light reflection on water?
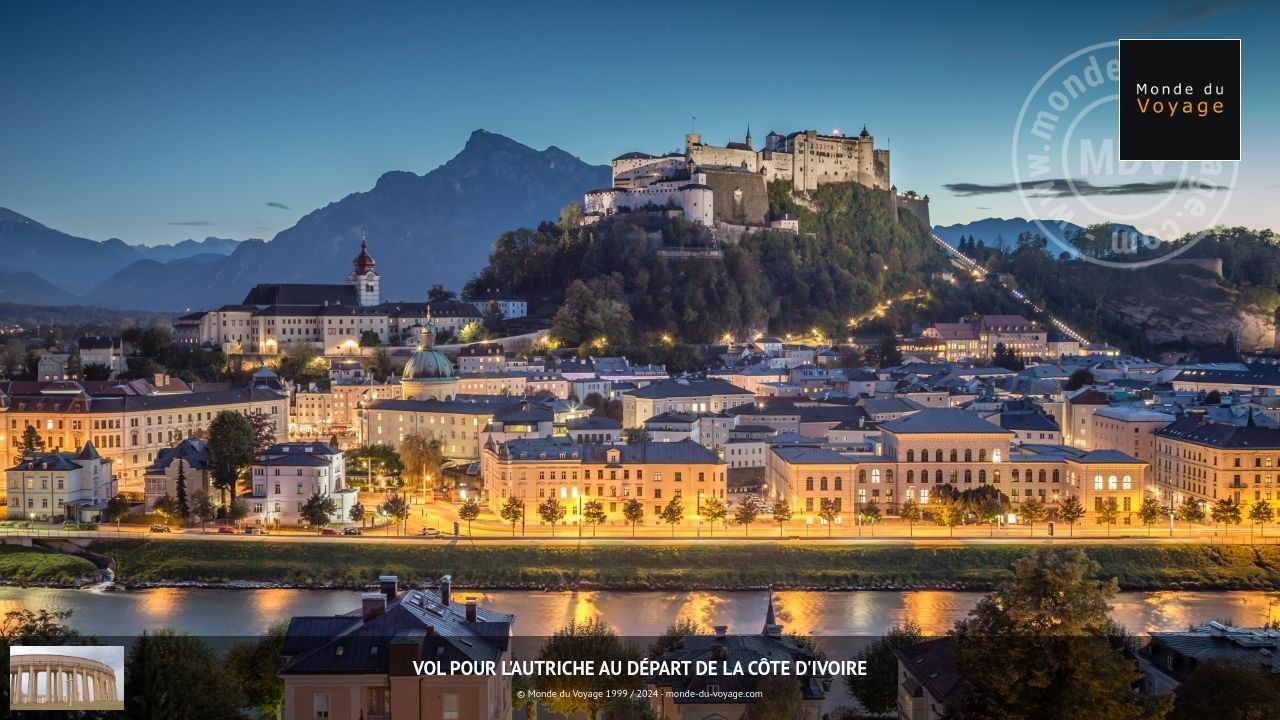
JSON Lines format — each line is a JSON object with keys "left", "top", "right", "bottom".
{"left": 0, "top": 586, "right": 1277, "bottom": 638}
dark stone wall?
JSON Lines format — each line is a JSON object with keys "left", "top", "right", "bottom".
{"left": 702, "top": 170, "right": 769, "bottom": 226}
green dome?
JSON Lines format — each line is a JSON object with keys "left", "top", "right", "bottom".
{"left": 403, "top": 347, "right": 454, "bottom": 380}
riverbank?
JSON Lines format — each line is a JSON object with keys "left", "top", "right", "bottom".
{"left": 0, "top": 545, "right": 99, "bottom": 585}
{"left": 37, "top": 540, "right": 1280, "bottom": 591}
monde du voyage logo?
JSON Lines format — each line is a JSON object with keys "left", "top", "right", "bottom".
{"left": 1120, "top": 39, "right": 1241, "bottom": 161}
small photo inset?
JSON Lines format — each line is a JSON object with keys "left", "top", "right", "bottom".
{"left": 8, "top": 646, "right": 124, "bottom": 711}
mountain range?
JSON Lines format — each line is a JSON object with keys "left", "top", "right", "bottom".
{"left": 0, "top": 130, "right": 608, "bottom": 312}
{"left": 932, "top": 216, "right": 1160, "bottom": 252}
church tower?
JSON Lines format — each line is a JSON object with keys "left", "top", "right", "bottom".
{"left": 745, "top": 124, "right": 753, "bottom": 150}
{"left": 348, "top": 235, "right": 380, "bottom": 306}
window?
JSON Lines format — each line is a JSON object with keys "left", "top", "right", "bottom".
{"left": 312, "top": 694, "right": 331, "bottom": 720}
{"left": 1094, "top": 475, "right": 1103, "bottom": 490}
{"left": 442, "top": 692, "right": 460, "bottom": 720}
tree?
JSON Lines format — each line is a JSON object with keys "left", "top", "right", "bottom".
{"left": 1176, "top": 497, "right": 1206, "bottom": 534}
{"left": 947, "top": 548, "right": 1158, "bottom": 720}
{"left": 1211, "top": 498, "right": 1242, "bottom": 534}
{"left": 153, "top": 493, "right": 180, "bottom": 525}
{"left": 1167, "top": 659, "right": 1280, "bottom": 720}
{"left": 458, "top": 497, "right": 482, "bottom": 535}
{"left": 427, "top": 283, "right": 456, "bottom": 303}
{"left": 1204, "top": 389, "right": 1223, "bottom": 405}
{"left": 400, "top": 433, "right": 445, "bottom": 492}
{"left": 227, "top": 497, "right": 249, "bottom": 525}
{"left": 877, "top": 332, "right": 902, "bottom": 368}
{"left": 534, "top": 618, "right": 642, "bottom": 719}
{"left": 83, "top": 362, "right": 112, "bottom": 381}
{"left": 582, "top": 499, "right": 606, "bottom": 537}
{"left": 747, "top": 675, "right": 806, "bottom": 719}
{"left": 899, "top": 498, "right": 922, "bottom": 536}
{"left": 991, "top": 342, "right": 1025, "bottom": 371}
{"left": 65, "top": 344, "right": 83, "bottom": 380}
{"left": 223, "top": 623, "right": 287, "bottom": 720}
{"left": 735, "top": 497, "right": 761, "bottom": 537}
{"left": 700, "top": 495, "right": 727, "bottom": 537}
{"left": 770, "top": 497, "right": 793, "bottom": 537}
{"left": 19, "top": 425, "right": 44, "bottom": 453}
{"left": 538, "top": 497, "right": 566, "bottom": 536}
{"left": 1, "top": 607, "right": 82, "bottom": 643}
{"left": 1065, "top": 368, "right": 1095, "bottom": 391}
{"left": 126, "top": 630, "right": 243, "bottom": 720}
{"left": 482, "top": 300, "right": 506, "bottom": 335}
{"left": 660, "top": 496, "right": 685, "bottom": 536}
{"left": 1248, "top": 500, "right": 1274, "bottom": 539}
{"left": 845, "top": 622, "right": 924, "bottom": 716}
{"left": 501, "top": 497, "right": 525, "bottom": 537}
{"left": 817, "top": 498, "right": 840, "bottom": 537}
{"left": 349, "top": 444, "right": 404, "bottom": 487}
{"left": 348, "top": 502, "right": 366, "bottom": 526}
{"left": 622, "top": 427, "right": 650, "bottom": 444}
{"left": 860, "top": 500, "right": 882, "bottom": 535}
{"left": 104, "top": 493, "right": 132, "bottom": 528}
{"left": 623, "top": 499, "right": 644, "bottom": 536}
{"left": 359, "top": 329, "right": 381, "bottom": 347}
{"left": 1059, "top": 494, "right": 1086, "bottom": 536}
{"left": 380, "top": 493, "right": 409, "bottom": 535}
{"left": 1137, "top": 496, "right": 1165, "bottom": 536}
{"left": 190, "top": 489, "right": 216, "bottom": 531}
{"left": 300, "top": 491, "right": 339, "bottom": 531}
{"left": 1020, "top": 497, "right": 1047, "bottom": 537}
{"left": 175, "top": 461, "right": 190, "bottom": 520}
{"left": 247, "top": 410, "right": 277, "bottom": 453}
{"left": 1097, "top": 497, "right": 1121, "bottom": 536}
{"left": 208, "top": 410, "right": 254, "bottom": 506}
{"left": 368, "top": 346, "right": 392, "bottom": 382}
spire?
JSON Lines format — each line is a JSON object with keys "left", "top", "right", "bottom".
{"left": 420, "top": 305, "right": 434, "bottom": 349}
{"left": 352, "top": 231, "right": 376, "bottom": 275}
{"left": 762, "top": 590, "right": 782, "bottom": 637}
{"left": 745, "top": 124, "right": 752, "bottom": 149}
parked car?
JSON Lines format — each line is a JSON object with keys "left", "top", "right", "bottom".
{"left": 149, "top": 524, "right": 171, "bottom": 533}
{"left": 419, "top": 527, "right": 440, "bottom": 537}
{"left": 62, "top": 520, "right": 80, "bottom": 530}
{"left": 319, "top": 527, "right": 340, "bottom": 536}
{"left": 217, "top": 526, "right": 237, "bottom": 534}
{"left": 244, "top": 526, "right": 270, "bottom": 535}
{"left": 342, "top": 527, "right": 363, "bottom": 536}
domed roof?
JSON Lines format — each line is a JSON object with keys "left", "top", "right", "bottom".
{"left": 352, "top": 239, "right": 376, "bottom": 276}
{"left": 403, "top": 346, "right": 454, "bottom": 381}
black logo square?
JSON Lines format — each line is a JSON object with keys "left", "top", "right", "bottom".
{"left": 1119, "top": 39, "right": 1240, "bottom": 161}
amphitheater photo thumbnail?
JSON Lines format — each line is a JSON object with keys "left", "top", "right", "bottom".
{"left": 8, "top": 646, "right": 124, "bottom": 711}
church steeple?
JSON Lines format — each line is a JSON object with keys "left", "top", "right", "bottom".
{"left": 348, "top": 230, "right": 381, "bottom": 306}
{"left": 745, "top": 124, "right": 753, "bottom": 149}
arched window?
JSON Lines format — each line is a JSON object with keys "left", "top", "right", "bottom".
{"left": 805, "top": 477, "right": 813, "bottom": 491}
{"left": 936, "top": 469, "right": 943, "bottom": 484}
{"left": 907, "top": 470, "right": 914, "bottom": 483}
{"left": 935, "top": 449, "right": 944, "bottom": 462}
{"left": 950, "top": 449, "right": 958, "bottom": 462}
{"left": 858, "top": 469, "right": 867, "bottom": 483}
{"left": 1122, "top": 475, "right": 1132, "bottom": 490}
{"left": 964, "top": 469, "right": 973, "bottom": 483}
{"left": 1039, "top": 469, "right": 1047, "bottom": 483}
{"left": 820, "top": 476, "right": 829, "bottom": 491}
{"left": 979, "top": 469, "right": 987, "bottom": 483}
{"left": 1012, "top": 469, "right": 1020, "bottom": 482}
{"left": 886, "top": 469, "right": 894, "bottom": 483}
{"left": 1052, "top": 469, "right": 1060, "bottom": 483}
{"left": 1094, "top": 475, "right": 1103, "bottom": 490}
{"left": 872, "top": 469, "right": 881, "bottom": 484}
{"left": 1108, "top": 475, "right": 1118, "bottom": 490}
{"left": 834, "top": 476, "right": 843, "bottom": 491}
{"left": 906, "top": 449, "right": 915, "bottom": 462}
{"left": 993, "top": 470, "right": 1001, "bottom": 483}
{"left": 948, "top": 470, "right": 957, "bottom": 484}
{"left": 993, "top": 449, "right": 1002, "bottom": 463}
{"left": 965, "top": 449, "right": 972, "bottom": 462}
{"left": 978, "top": 449, "right": 987, "bottom": 462}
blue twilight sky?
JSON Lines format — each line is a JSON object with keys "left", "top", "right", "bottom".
{"left": 1, "top": 0, "right": 1276, "bottom": 246}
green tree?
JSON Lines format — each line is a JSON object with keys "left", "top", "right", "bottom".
{"left": 899, "top": 498, "right": 922, "bottom": 536}
{"left": 300, "top": 491, "right": 339, "bottom": 531}
{"left": 126, "top": 630, "right": 243, "bottom": 720}
{"left": 1097, "top": 497, "right": 1121, "bottom": 536}
{"left": 582, "top": 499, "right": 607, "bottom": 537}
{"left": 947, "top": 548, "right": 1160, "bottom": 720}
{"left": 534, "top": 618, "right": 642, "bottom": 719}
{"left": 207, "top": 410, "right": 254, "bottom": 506}
{"left": 817, "top": 498, "right": 840, "bottom": 537}
{"left": 1137, "top": 496, "right": 1165, "bottom": 536}
{"left": 368, "top": 347, "right": 392, "bottom": 382}
{"left": 19, "top": 425, "right": 44, "bottom": 453}
{"left": 538, "top": 497, "right": 566, "bottom": 536}
{"left": 1020, "top": 497, "right": 1047, "bottom": 537}
{"left": 482, "top": 300, "right": 506, "bottom": 335}
{"left": 400, "top": 433, "right": 444, "bottom": 492}
{"left": 1176, "top": 497, "right": 1206, "bottom": 535}
{"left": 860, "top": 500, "right": 882, "bottom": 535}
{"left": 359, "top": 329, "right": 381, "bottom": 347}
{"left": 877, "top": 332, "right": 902, "bottom": 368}
{"left": 65, "top": 344, "right": 83, "bottom": 380}
{"left": 735, "top": 497, "right": 761, "bottom": 537}
{"left": 845, "top": 622, "right": 924, "bottom": 716}
{"left": 227, "top": 497, "right": 249, "bottom": 525}
{"left": 247, "top": 410, "right": 277, "bottom": 453}
{"left": 1204, "top": 389, "right": 1223, "bottom": 405}
{"left": 190, "top": 489, "right": 217, "bottom": 531}
{"left": 1248, "top": 500, "right": 1274, "bottom": 539}
{"left": 458, "top": 497, "right": 482, "bottom": 535}
{"left": 82, "top": 362, "right": 112, "bottom": 381}
{"left": 622, "top": 427, "right": 650, "bottom": 444}
{"left": 1065, "top": 368, "right": 1095, "bottom": 391}
{"left": 175, "top": 461, "right": 190, "bottom": 520}
{"left": 427, "top": 283, "right": 456, "bottom": 303}
{"left": 348, "top": 502, "right": 366, "bottom": 526}
{"left": 380, "top": 493, "right": 409, "bottom": 535}
{"left": 153, "top": 493, "right": 180, "bottom": 525}
{"left": 501, "top": 497, "right": 525, "bottom": 537}
{"left": 104, "top": 493, "right": 132, "bottom": 528}
{"left": 747, "top": 675, "right": 806, "bottom": 719}
{"left": 1059, "top": 494, "right": 1086, "bottom": 536}
{"left": 770, "top": 497, "right": 793, "bottom": 537}
{"left": 223, "top": 623, "right": 287, "bottom": 720}
{"left": 1211, "top": 498, "right": 1242, "bottom": 534}
{"left": 660, "top": 496, "right": 684, "bottom": 536}
{"left": 623, "top": 498, "right": 644, "bottom": 537}
{"left": 700, "top": 495, "right": 726, "bottom": 537}
{"left": 1167, "top": 659, "right": 1280, "bottom": 720}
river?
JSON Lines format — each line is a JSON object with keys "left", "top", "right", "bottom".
{"left": 2, "top": 586, "right": 1277, "bottom": 639}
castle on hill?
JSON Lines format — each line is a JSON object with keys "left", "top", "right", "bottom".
{"left": 584, "top": 126, "right": 929, "bottom": 235}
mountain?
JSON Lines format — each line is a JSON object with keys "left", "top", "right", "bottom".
{"left": 933, "top": 217, "right": 1159, "bottom": 252}
{"left": 132, "top": 236, "right": 242, "bottom": 263}
{"left": 80, "top": 254, "right": 232, "bottom": 311}
{"left": 0, "top": 271, "right": 79, "bottom": 306}
{"left": 84, "top": 129, "right": 610, "bottom": 310}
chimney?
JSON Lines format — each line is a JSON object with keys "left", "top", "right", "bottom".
{"left": 361, "top": 593, "right": 386, "bottom": 621}
{"left": 439, "top": 575, "right": 452, "bottom": 606}
{"left": 379, "top": 575, "right": 399, "bottom": 601}
{"left": 466, "top": 597, "right": 478, "bottom": 622}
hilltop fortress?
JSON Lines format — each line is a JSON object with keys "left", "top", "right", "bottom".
{"left": 584, "top": 127, "right": 929, "bottom": 237}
